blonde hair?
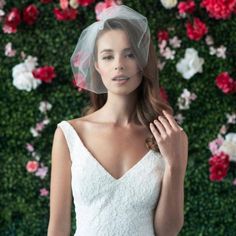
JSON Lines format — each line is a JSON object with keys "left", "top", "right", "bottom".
{"left": 80, "top": 18, "right": 174, "bottom": 152}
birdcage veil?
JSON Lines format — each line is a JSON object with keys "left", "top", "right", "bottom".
{"left": 70, "top": 4, "right": 151, "bottom": 94}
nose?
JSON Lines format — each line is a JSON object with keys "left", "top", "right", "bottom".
{"left": 114, "top": 55, "right": 125, "bottom": 70}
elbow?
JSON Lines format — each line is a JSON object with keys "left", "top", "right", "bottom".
{"left": 155, "top": 221, "right": 184, "bottom": 236}
{"left": 47, "top": 223, "right": 71, "bottom": 236}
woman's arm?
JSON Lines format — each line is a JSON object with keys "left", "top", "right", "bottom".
{"left": 47, "top": 127, "right": 72, "bottom": 236}
{"left": 154, "top": 166, "right": 185, "bottom": 236}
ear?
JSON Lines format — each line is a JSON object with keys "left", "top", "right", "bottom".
{"left": 94, "top": 61, "right": 100, "bottom": 73}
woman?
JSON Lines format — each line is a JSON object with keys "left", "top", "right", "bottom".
{"left": 47, "top": 4, "right": 188, "bottom": 236}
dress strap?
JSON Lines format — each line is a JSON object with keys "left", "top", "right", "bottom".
{"left": 57, "top": 120, "right": 86, "bottom": 162}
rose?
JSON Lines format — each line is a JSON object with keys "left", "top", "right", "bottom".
{"left": 176, "top": 48, "right": 204, "bottom": 79}
{"left": 26, "top": 160, "right": 39, "bottom": 173}
{"left": 178, "top": 0, "right": 196, "bottom": 14}
{"left": 53, "top": 7, "right": 78, "bottom": 21}
{"left": 23, "top": 4, "right": 39, "bottom": 25}
{"left": 12, "top": 62, "right": 42, "bottom": 92}
{"left": 209, "top": 151, "right": 230, "bottom": 181}
{"left": 2, "top": 7, "right": 21, "bottom": 33}
{"left": 32, "top": 66, "right": 56, "bottom": 83}
{"left": 186, "top": 17, "right": 208, "bottom": 41}
{"left": 215, "top": 72, "right": 236, "bottom": 94}
{"left": 200, "top": 0, "right": 236, "bottom": 19}
{"left": 157, "top": 30, "right": 169, "bottom": 42}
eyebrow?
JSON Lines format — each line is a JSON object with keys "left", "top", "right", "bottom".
{"left": 100, "top": 47, "right": 132, "bottom": 54}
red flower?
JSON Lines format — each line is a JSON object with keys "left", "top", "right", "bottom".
{"left": 157, "top": 30, "right": 169, "bottom": 42}
{"left": 215, "top": 72, "right": 236, "bottom": 94}
{"left": 160, "top": 86, "right": 169, "bottom": 102}
{"left": 200, "top": 0, "right": 236, "bottom": 19}
{"left": 23, "top": 4, "right": 39, "bottom": 25}
{"left": 77, "top": 0, "right": 95, "bottom": 7}
{"left": 178, "top": 0, "right": 196, "bottom": 14}
{"left": 53, "top": 7, "right": 78, "bottom": 21}
{"left": 2, "top": 7, "right": 21, "bottom": 34}
{"left": 186, "top": 17, "right": 208, "bottom": 41}
{"left": 26, "top": 160, "right": 39, "bottom": 173}
{"left": 209, "top": 151, "right": 230, "bottom": 181}
{"left": 32, "top": 66, "right": 56, "bottom": 83}
{"left": 209, "top": 163, "right": 229, "bottom": 181}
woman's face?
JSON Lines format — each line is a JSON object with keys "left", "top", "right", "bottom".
{"left": 94, "top": 29, "right": 143, "bottom": 94}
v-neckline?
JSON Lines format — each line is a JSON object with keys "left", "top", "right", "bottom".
{"left": 64, "top": 120, "right": 153, "bottom": 182}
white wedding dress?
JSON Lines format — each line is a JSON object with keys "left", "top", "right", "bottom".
{"left": 57, "top": 120, "right": 166, "bottom": 236}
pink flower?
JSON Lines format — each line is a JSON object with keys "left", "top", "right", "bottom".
{"left": 186, "top": 17, "right": 208, "bottom": 41}
{"left": 26, "top": 143, "right": 34, "bottom": 152}
{"left": 35, "top": 121, "right": 45, "bottom": 132}
{"left": 5, "top": 42, "right": 16, "bottom": 57}
{"left": 40, "top": 188, "right": 49, "bottom": 196}
{"left": 35, "top": 166, "right": 48, "bottom": 179}
{"left": 2, "top": 7, "right": 21, "bottom": 34}
{"left": 95, "top": 0, "right": 118, "bottom": 20}
{"left": 60, "top": 0, "right": 69, "bottom": 10}
{"left": 23, "top": 4, "right": 39, "bottom": 25}
{"left": 26, "top": 160, "right": 39, "bottom": 173}
{"left": 32, "top": 66, "right": 56, "bottom": 83}
{"left": 178, "top": 0, "right": 196, "bottom": 14}
{"left": 208, "top": 137, "right": 224, "bottom": 155}
{"left": 200, "top": 0, "right": 236, "bottom": 19}
{"left": 215, "top": 72, "right": 236, "bottom": 94}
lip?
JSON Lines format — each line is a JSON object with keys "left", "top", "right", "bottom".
{"left": 112, "top": 78, "right": 129, "bottom": 85}
{"left": 112, "top": 74, "right": 128, "bottom": 80}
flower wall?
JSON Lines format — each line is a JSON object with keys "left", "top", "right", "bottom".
{"left": 0, "top": 0, "right": 236, "bottom": 235}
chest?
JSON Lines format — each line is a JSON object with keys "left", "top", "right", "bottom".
{"left": 73, "top": 120, "right": 152, "bottom": 180}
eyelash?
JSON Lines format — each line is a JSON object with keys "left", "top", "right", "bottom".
{"left": 102, "top": 53, "right": 135, "bottom": 60}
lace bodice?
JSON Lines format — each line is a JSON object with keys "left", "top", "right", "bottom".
{"left": 57, "top": 120, "right": 166, "bottom": 236}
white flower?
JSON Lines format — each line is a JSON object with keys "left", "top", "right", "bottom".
{"left": 205, "top": 35, "right": 214, "bottom": 45}
{"left": 218, "top": 133, "right": 236, "bottom": 162}
{"left": 176, "top": 48, "right": 204, "bottom": 79}
{"left": 12, "top": 55, "right": 41, "bottom": 92}
{"left": 69, "top": 0, "right": 79, "bottom": 9}
{"left": 160, "top": 0, "right": 177, "bottom": 9}
{"left": 12, "top": 71, "right": 41, "bottom": 92}
{"left": 177, "top": 88, "right": 197, "bottom": 110}
{"left": 24, "top": 55, "right": 38, "bottom": 71}
{"left": 216, "top": 45, "right": 227, "bottom": 59}
{"left": 39, "top": 101, "right": 52, "bottom": 113}
{"left": 209, "top": 46, "right": 216, "bottom": 55}
{"left": 226, "top": 113, "right": 236, "bottom": 124}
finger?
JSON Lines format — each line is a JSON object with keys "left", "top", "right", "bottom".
{"left": 149, "top": 123, "right": 161, "bottom": 142}
{"left": 158, "top": 115, "right": 172, "bottom": 134}
{"left": 162, "top": 110, "right": 181, "bottom": 131}
{"left": 153, "top": 119, "right": 166, "bottom": 137}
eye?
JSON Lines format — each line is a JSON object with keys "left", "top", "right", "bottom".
{"left": 102, "top": 56, "right": 113, "bottom": 60}
{"left": 127, "top": 53, "right": 135, "bottom": 58}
